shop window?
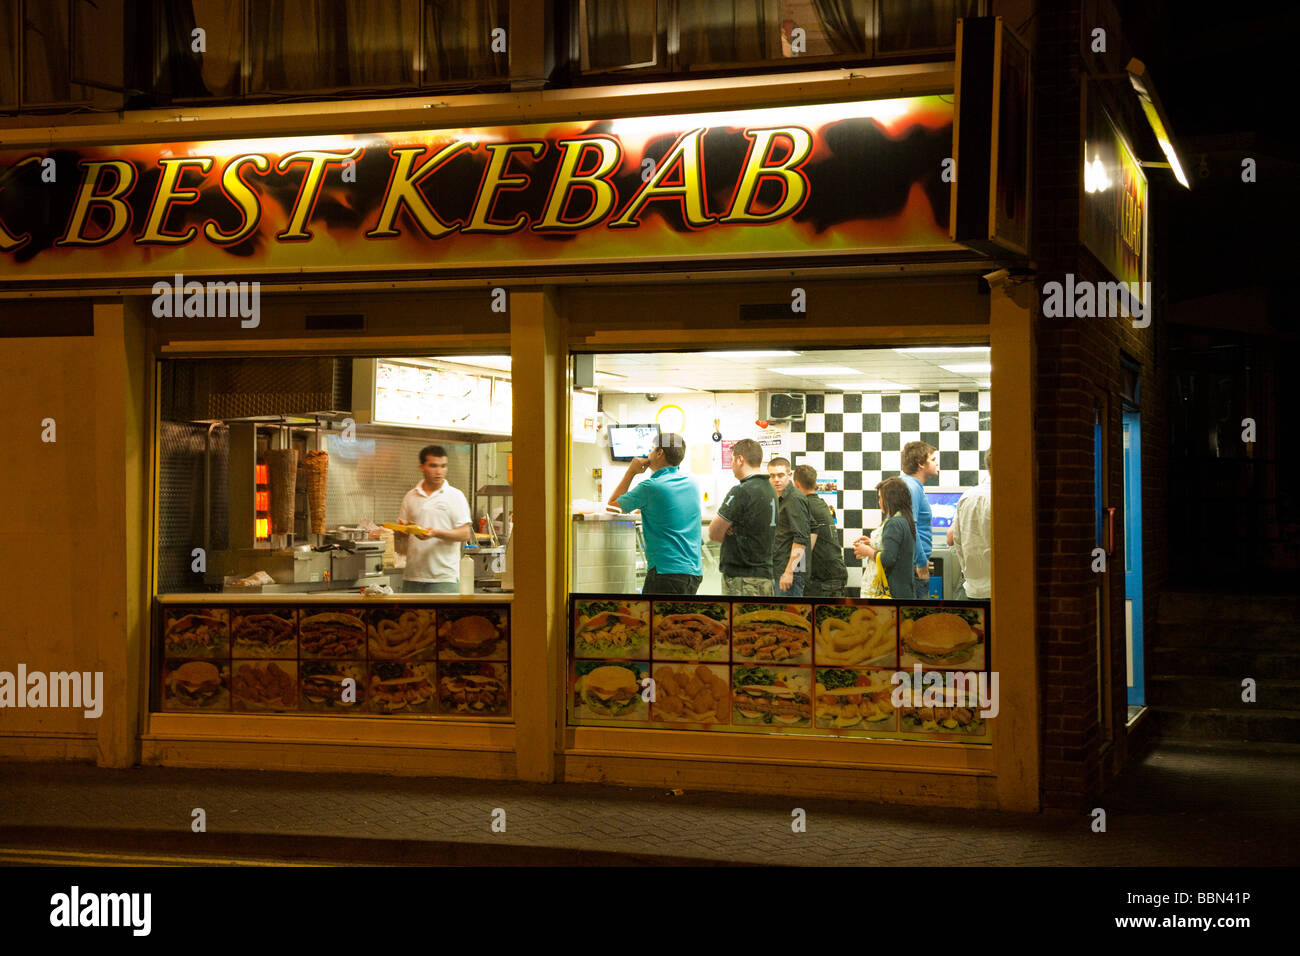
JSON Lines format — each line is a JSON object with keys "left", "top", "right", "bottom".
{"left": 572, "top": 0, "right": 980, "bottom": 76}
{"left": 0, "top": 0, "right": 122, "bottom": 109}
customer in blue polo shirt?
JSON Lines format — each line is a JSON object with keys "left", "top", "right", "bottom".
{"left": 607, "top": 433, "right": 703, "bottom": 594}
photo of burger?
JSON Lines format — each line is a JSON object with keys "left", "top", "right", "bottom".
{"left": 730, "top": 666, "right": 812, "bottom": 728}
{"left": 573, "top": 600, "right": 650, "bottom": 659}
{"left": 299, "top": 661, "right": 366, "bottom": 712}
{"left": 163, "top": 660, "right": 229, "bottom": 711}
{"left": 231, "top": 609, "right": 297, "bottom": 658}
{"left": 899, "top": 608, "right": 986, "bottom": 670}
{"left": 163, "top": 609, "right": 229, "bottom": 658}
{"left": 732, "top": 604, "right": 812, "bottom": 664}
{"left": 814, "top": 668, "right": 896, "bottom": 730}
{"left": 437, "top": 662, "right": 509, "bottom": 715}
{"left": 368, "top": 661, "right": 436, "bottom": 714}
{"left": 231, "top": 660, "right": 298, "bottom": 712}
{"left": 651, "top": 602, "right": 730, "bottom": 661}
{"left": 299, "top": 610, "right": 366, "bottom": 659}
{"left": 437, "top": 607, "right": 508, "bottom": 660}
{"left": 573, "top": 661, "right": 648, "bottom": 722}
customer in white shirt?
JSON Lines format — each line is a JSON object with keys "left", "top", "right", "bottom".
{"left": 948, "top": 447, "right": 992, "bottom": 600}
{"left": 396, "top": 445, "right": 473, "bottom": 593}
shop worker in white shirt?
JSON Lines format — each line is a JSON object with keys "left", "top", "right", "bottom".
{"left": 947, "top": 446, "right": 992, "bottom": 600}
{"left": 396, "top": 445, "right": 473, "bottom": 593}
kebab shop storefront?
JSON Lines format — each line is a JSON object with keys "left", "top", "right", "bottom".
{"left": 0, "top": 92, "right": 1038, "bottom": 809}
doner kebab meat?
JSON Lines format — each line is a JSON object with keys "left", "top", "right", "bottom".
{"left": 303, "top": 450, "right": 329, "bottom": 534}
{"left": 265, "top": 449, "right": 299, "bottom": 536}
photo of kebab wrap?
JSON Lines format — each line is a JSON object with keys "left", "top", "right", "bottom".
{"left": 651, "top": 602, "right": 730, "bottom": 661}
{"left": 368, "top": 661, "right": 436, "bottom": 714}
{"left": 437, "top": 662, "right": 509, "bottom": 715}
{"left": 731, "top": 666, "right": 812, "bottom": 727}
{"left": 163, "top": 610, "right": 229, "bottom": 658}
{"left": 573, "top": 600, "right": 650, "bottom": 659}
{"left": 303, "top": 450, "right": 329, "bottom": 535}
{"left": 732, "top": 604, "right": 812, "bottom": 664}
{"left": 231, "top": 609, "right": 297, "bottom": 658}
{"left": 299, "top": 661, "right": 366, "bottom": 711}
{"left": 163, "top": 660, "right": 229, "bottom": 711}
{"left": 815, "top": 668, "right": 896, "bottom": 730}
{"left": 299, "top": 610, "right": 366, "bottom": 658}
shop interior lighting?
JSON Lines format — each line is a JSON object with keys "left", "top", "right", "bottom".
{"left": 826, "top": 381, "right": 906, "bottom": 390}
{"left": 892, "top": 347, "right": 990, "bottom": 354}
{"left": 699, "top": 350, "right": 801, "bottom": 358}
{"left": 939, "top": 363, "right": 993, "bottom": 374}
{"left": 768, "top": 366, "right": 861, "bottom": 377}
{"left": 1126, "top": 58, "right": 1190, "bottom": 189}
{"left": 433, "top": 355, "right": 512, "bottom": 372}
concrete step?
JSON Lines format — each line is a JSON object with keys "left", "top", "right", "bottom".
{"left": 1157, "top": 591, "right": 1300, "bottom": 626}
{"left": 1151, "top": 646, "right": 1300, "bottom": 680}
{"left": 1146, "top": 675, "right": 1300, "bottom": 711}
{"left": 1149, "top": 706, "right": 1300, "bottom": 744}
{"left": 1149, "top": 621, "right": 1298, "bottom": 651}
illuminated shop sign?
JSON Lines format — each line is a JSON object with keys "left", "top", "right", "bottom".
{"left": 1081, "top": 98, "right": 1147, "bottom": 294}
{"left": 0, "top": 97, "right": 954, "bottom": 281}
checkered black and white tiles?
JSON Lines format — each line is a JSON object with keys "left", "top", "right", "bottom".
{"left": 784, "top": 390, "right": 991, "bottom": 590}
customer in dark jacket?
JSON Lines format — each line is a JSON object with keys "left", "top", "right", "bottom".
{"left": 853, "top": 477, "right": 916, "bottom": 599}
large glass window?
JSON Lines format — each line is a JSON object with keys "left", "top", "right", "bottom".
{"left": 0, "top": 0, "right": 123, "bottom": 109}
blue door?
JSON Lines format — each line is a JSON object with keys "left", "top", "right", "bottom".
{"left": 1123, "top": 410, "right": 1145, "bottom": 707}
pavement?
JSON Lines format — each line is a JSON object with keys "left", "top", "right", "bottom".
{"left": 1, "top": 742, "right": 1296, "bottom": 866}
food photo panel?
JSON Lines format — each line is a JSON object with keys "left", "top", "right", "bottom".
{"left": 650, "top": 600, "right": 730, "bottom": 662}
{"left": 898, "top": 606, "right": 986, "bottom": 671}
{"left": 650, "top": 663, "right": 730, "bottom": 726}
{"left": 731, "top": 602, "right": 812, "bottom": 665}
{"left": 730, "top": 665, "right": 812, "bottom": 731}
{"left": 299, "top": 661, "right": 367, "bottom": 714}
{"left": 573, "top": 599, "right": 650, "bottom": 659}
{"left": 571, "top": 660, "right": 650, "bottom": 723}
{"left": 436, "top": 662, "right": 510, "bottom": 716}
{"left": 367, "top": 661, "right": 437, "bottom": 714}
{"left": 437, "top": 606, "right": 509, "bottom": 661}
{"left": 368, "top": 607, "right": 437, "bottom": 660}
{"left": 814, "top": 667, "right": 897, "bottom": 732}
{"left": 162, "top": 608, "right": 229, "bottom": 659}
{"left": 230, "top": 608, "right": 297, "bottom": 659}
{"left": 162, "top": 659, "right": 230, "bottom": 712}
{"left": 231, "top": 659, "right": 298, "bottom": 712}
{"left": 298, "top": 609, "right": 367, "bottom": 659}
{"left": 814, "top": 604, "right": 898, "bottom": 669}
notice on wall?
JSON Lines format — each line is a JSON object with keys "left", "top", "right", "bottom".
{"left": 720, "top": 432, "right": 785, "bottom": 469}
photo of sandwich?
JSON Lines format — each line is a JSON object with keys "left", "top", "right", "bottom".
{"left": 299, "top": 610, "right": 366, "bottom": 659}
{"left": 732, "top": 604, "right": 812, "bottom": 664}
{"left": 232, "top": 660, "right": 298, "bottom": 712}
{"left": 437, "top": 662, "right": 509, "bottom": 715}
{"left": 651, "top": 602, "right": 730, "bottom": 661}
{"left": 650, "top": 663, "right": 730, "bottom": 724}
{"left": 437, "top": 607, "right": 508, "bottom": 660}
{"left": 814, "top": 605, "right": 897, "bottom": 668}
{"left": 368, "top": 608, "right": 436, "bottom": 660}
{"left": 573, "top": 661, "right": 649, "bottom": 722}
{"left": 231, "top": 609, "right": 297, "bottom": 658}
{"left": 573, "top": 600, "right": 650, "bottom": 659}
{"left": 163, "top": 660, "right": 229, "bottom": 711}
{"left": 899, "top": 608, "right": 986, "bottom": 670}
{"left": 815, "top": 668, "right": 896, "bottom": 730}
{"left": 368, "top": 661, "right": 436, "bottom": 714}
{"left": 899, "top": 704, "right": 987, "bottom": 736}
{"left": 730, "top": 666, "right": 812, "bottom": 728}
{"left": 162, "top": 609, "right": 229, "bottom": 658}
{"left": 299, "top": 661, "right": 366, "bottom": 712}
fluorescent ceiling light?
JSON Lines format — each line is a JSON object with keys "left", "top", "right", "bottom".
{"left": 893, "top": 347, "right": 991, "bottom": 354}
{"left": 827, "top": 381, "right": 905, "bottom": 390}
{"left": 940, "top": 363, "right": 993, "bottom": 374}
{"left": 768, "top": 366, "right": 861, "bottom": 377}
{"left": 977, "top": 381, "right": 992, "bottom": 388}
{"left": 1127, "top": 58, "right": 1190, "bottom": 189}
{"left": 699, "top": 350, "right": 801, "bottom": 358}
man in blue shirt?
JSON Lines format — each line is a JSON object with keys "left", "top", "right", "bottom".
{"left": 608, "top": 433, "right": 703, "bottom": 594}
{"left": 900, "top": 441, "right": 938, "bottom": 599}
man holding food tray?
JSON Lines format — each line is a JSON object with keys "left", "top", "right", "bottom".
{"left": 607, "top": 433, "right": 703, "bottom": 595}
{"left": 708, "top": 437, "right": 777, "bottom": 596}
{"left": 395, "top": 445, "right": 473, "bottom": 593}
